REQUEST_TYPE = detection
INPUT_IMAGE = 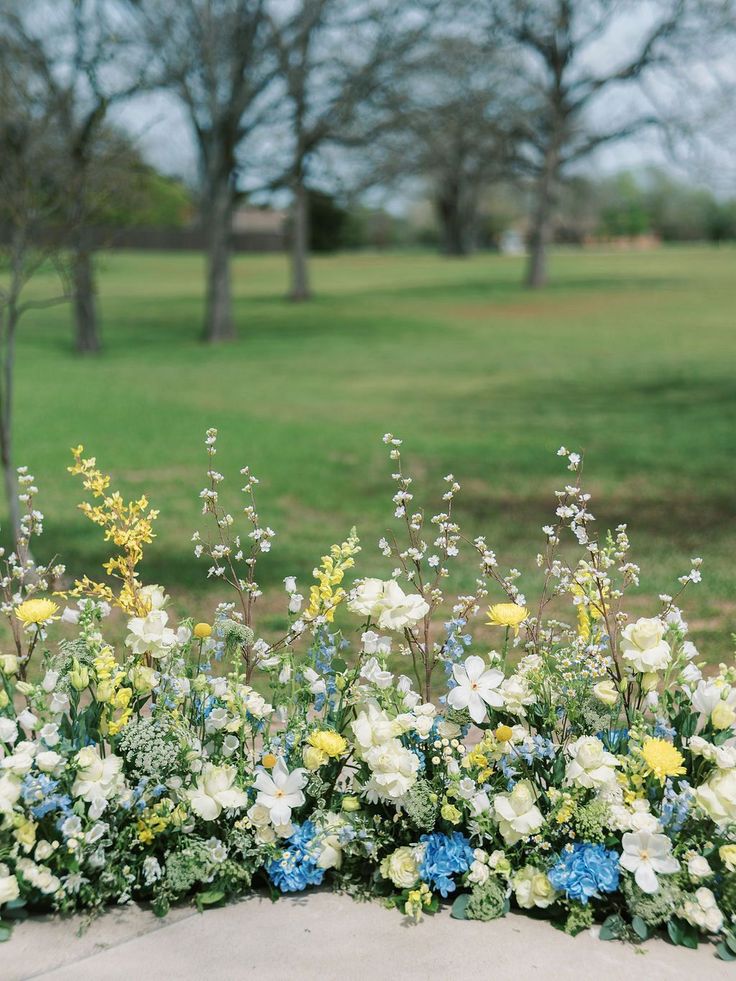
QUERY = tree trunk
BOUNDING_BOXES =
[203,171,235,342]
[525,149,559,289]
[73,242,101,353]
[436,179,475,257]
[289,178,311,301]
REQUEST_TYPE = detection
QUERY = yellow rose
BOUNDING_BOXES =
[441,803,462,825]
[711,702,736,731]
[487,603,528,635]
[14,818,37,851]
[307,730,347,758]
[513,866,557,909]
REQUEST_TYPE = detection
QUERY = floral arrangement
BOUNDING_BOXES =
[1,430,736,960]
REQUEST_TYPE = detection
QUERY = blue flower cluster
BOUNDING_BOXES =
[442,619,473,676]
[22,774,71,820]
[548,843,619,904]
[267,822,326,893]
[661,778,693,833]
[419,832,474,898]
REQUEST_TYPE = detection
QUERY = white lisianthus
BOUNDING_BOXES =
[0,871,19,905]
[2,742,36,776]
[620,617,671,672]
[380,846,420,889]
[0,773,21,819]
[619,831,679,893]
[36,751,64,775]
[186,763,248,821]
[493,780,544,845]
[253,759,307,825]
[314,813,346,870]
[0,718,18,745]
[361,631,391,656]
[513,866,557,909]
[565,736,620,789]
[363,738,419,800]
[695,768,736,827]
[360,657,393,690]
[447,655,504,724]
[125,609,177,659]
[348,578,429,631]
[499,675,534,716]
[351,703,398,754]
[72,747,124,803]
[139,584,168,611]
[691,680,724,715]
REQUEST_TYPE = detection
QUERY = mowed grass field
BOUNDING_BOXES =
[9,245,736,661]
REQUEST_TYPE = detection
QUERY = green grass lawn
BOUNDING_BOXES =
[8,245,736,661]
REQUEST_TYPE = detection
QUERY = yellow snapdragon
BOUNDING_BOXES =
[304,531,360,622]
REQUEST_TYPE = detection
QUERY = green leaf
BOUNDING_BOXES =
[717,942,736,962]
[450,894,471,920]
[196,889,225,908]
[0,923,12,942]
[667,917,698,949]
[599,915,622,942]
[331,658,347,674]
[631,915,650,941]
[727,932,736,955]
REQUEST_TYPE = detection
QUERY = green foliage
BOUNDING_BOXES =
[565,902,594,936]
[7,247,736,664]
[403,780,439,832]
[464,877,509,922]
[621,875,683,928]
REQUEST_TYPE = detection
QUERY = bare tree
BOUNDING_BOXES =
[363,34,520,256]
[265,0,437,300]
[474,0,718,288]
[1,1,149,353]
[131,1,276,342]
[0,46,72,542]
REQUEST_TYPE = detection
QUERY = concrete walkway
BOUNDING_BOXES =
[4,890,731,981]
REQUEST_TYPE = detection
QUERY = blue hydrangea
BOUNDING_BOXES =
[419,832,474,897]
[548,843,619,904]
[267,822,326,893]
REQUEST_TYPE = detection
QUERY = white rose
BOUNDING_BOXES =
[493,780,544,845]
[565,736,620,789]
[363,739,419,800]
[513,866,557,909]
[380,846,419,889]
[620,617,671,672]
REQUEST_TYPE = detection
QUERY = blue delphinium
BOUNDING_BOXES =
[419,832,474,897]
[267,822,326,893]
[661,778,693,833]
[548,843,619,904]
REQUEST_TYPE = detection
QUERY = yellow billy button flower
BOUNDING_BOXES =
[495,725,514,743]
[194,622,212,640]
[262,753,277,769]
[307,730,347,758]
[487,602,528,635]
[15,598,60,628]
[640,737,686,785]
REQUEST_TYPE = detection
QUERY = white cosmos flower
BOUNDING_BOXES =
[447,655,504,724]
[254,759,307,826]
[619,831,679,893]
